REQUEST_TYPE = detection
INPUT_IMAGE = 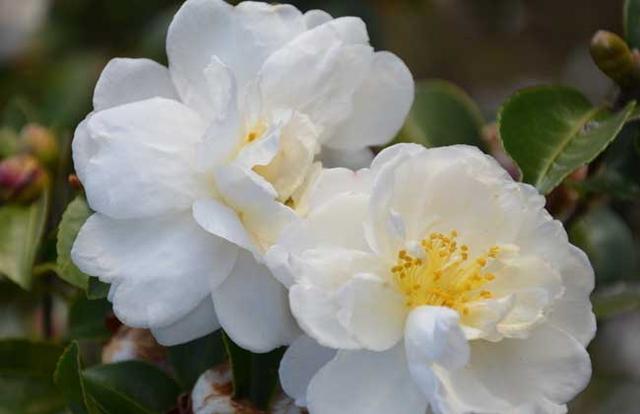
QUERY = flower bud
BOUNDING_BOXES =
[590,30,640,89]
[102,326,167,365]
[20,124,58,167]
[0,155,48,204]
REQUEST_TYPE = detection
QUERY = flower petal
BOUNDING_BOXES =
[151,297,219,346]
[192,198,256,253]
[80,98,209,219]
[72,212,237,328]
[279,335,336,407]
[405,306,470,373]
[259,17,373,140]
[326,51,414,150]
[289,283,360,350]
[212,251,300,353]
[214,164,295,249]
[334,273,406,351]
[303,9,333,29]
[431,324,591,413]
[93,58,179,111]
[167,0,305,117]
[307,346,428,414]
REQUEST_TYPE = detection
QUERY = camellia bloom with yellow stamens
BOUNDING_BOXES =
[269,144,595,414]
[70,0,413,351]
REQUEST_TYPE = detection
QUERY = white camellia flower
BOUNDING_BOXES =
[70,0,413,351]
[270,144,596,414]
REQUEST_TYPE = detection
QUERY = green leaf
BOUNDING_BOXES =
[0,192,50,290]
[87,279,110,300]
[570,206,637,284]
[223,333,285,410]
[0,339,65,414]
[498,86,635,194]
[54,342,99,414]
[168,331,226,390]
[625,0,640,49]
[68,296,112,341]
[592,285,640,318]
[82,361,180,414]
[56,196,92,290]
[398,80,486,149]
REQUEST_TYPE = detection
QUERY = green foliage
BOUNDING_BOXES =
[87,279,110,300]
[223,333,285,410]
[54,342,184,414]
[0,339,65,414]
[624,0,640,49]
[54,342,100,414]
[56,196,92,290]
[168,331,226,390]
[68,296,112,341]
[0,192,49,289]
[570,206,638,284]
[398,80,486,149]
[498,86,635,194]
[82,361,180,414]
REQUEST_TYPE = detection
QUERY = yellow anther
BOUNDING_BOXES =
[391,230,500,315]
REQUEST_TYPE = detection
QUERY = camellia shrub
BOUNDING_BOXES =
[1,0,640,413]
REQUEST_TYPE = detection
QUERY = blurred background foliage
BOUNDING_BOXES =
[1,0,639,413]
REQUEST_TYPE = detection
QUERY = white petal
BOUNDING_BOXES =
[72,212,237,328]
[214,164,296,249]
[405,307,469,383]
[307,346,428,414]
[192,198,256,253]
[151,297,219,346]
[431,324,591,413]
[71,115,93,184]
[303,9,333,29]
[259,17,373,140]
[81,98,209,219]
[167,0,305,117]
[326,51,414,150]
[294,167,372,215]
[277,193,371,255]
[515,212,596,345]
[93,58,179,111]
[335,273,406,351]
[289,284,360,350]
[319,146,374,170]
[490,255,564,339]
[279,335,336,407]
[212,251,300,353]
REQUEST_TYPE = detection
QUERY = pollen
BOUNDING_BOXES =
[391,230,500,314]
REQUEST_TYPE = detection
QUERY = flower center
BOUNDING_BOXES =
[391,231,500,314]
[243,122,267,145]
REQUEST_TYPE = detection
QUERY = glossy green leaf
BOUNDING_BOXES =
[168,331,226,390]
[397,80,486,149]
[68,296,111,340]
[0,192,49,290]
[625,0,640,49]
[570,206,637,284]
[82,361,180,414]
[222,333,285,410]
[498,86,635,194]
[56,196,92,290]
[54,342,99,414]
[0,339,65,414]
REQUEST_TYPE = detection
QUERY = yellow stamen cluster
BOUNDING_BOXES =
[391,231,500,315]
